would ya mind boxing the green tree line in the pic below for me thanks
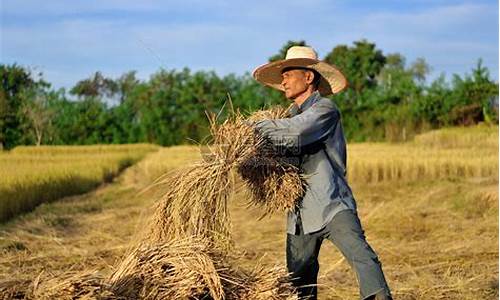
[1,39,498,149]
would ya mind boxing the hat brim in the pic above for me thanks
[252,58,348,96]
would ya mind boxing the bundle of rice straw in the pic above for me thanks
[108,236,226,299]
[146,106,305,243]
[108,236,297,300]
[147,163,233,248]
[237,107,305,217]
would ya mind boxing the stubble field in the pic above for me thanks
[0,125,497,299]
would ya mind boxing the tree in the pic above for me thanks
[411,74,451,126]
[70,71,118,99]
[116,71,140,104]
[377,54,422,105]
[21,89,54,146]
[448,59,499,125]
[378,53,406,90]
[324,39,386,96]
[2,43,497,146]
[72,98,109,144]
[0,64,48,149]
[410,58,431,83]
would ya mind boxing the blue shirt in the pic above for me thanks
[255,91,357,235]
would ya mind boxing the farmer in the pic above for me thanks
[250,46,392,300]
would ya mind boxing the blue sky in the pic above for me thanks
[1,0,498,90]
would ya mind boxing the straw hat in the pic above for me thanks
[252,46,348,96]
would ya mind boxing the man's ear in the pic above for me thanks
[305,70,315,85]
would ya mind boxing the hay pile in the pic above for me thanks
[109,237,227,299]
[108,237,296,300]
[28,106,304,299]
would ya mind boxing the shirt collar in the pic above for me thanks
[297,90,321,112]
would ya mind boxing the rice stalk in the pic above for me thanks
[0,279,33,300]
[147,162,233,248]
[222,263,298,300]
[108,236,226,300]
[32,271,115,300]
[108,236,297,300]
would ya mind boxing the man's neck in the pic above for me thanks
[293,87,316,107]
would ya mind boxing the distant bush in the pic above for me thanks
[1,41,497,148]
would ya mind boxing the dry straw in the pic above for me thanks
[0,279,33,300]
[108,237,297,300]
[98,106,304,299]
[30,271,113,300]
[19,105,303,299]
[238,106,305,217]
[109,237,227,299]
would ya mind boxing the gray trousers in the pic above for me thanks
[286,209,391,300]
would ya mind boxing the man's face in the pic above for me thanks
[281,69,311,100]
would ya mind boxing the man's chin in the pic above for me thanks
[284,91,295,100]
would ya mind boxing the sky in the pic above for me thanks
[1,0,499,91]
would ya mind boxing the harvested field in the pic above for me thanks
[0,124,497,299]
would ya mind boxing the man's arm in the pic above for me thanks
[254,101,339,150]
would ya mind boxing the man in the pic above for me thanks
[251,46,392,300]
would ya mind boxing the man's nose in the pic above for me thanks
[281,78,287,88]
